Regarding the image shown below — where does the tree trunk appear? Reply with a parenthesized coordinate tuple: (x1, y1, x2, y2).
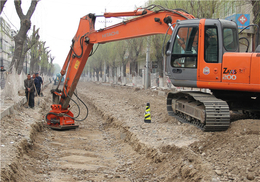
(106, 65, 109, 78)
(30, 56, 35, 74)
(17, 50, 26, 74)
(152, 35, 164, 78)
(123, 63, 126, 77)
(9, 0, 38, 73)
(157, 59, 163, 78)
(95, 69, 99, 81)
(251, 1, 260, 48)
(130, 61, 138, 77)
(99, 65, 102, 79)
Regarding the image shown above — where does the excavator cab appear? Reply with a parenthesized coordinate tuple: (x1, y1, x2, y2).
(166, 19, 200, 87)
(166, 19, 239, 88)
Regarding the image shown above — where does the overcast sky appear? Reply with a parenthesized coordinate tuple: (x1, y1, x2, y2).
(2, 0, 148, 68)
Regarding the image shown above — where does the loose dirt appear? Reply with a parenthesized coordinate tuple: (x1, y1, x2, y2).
(1, 81, 259, 181)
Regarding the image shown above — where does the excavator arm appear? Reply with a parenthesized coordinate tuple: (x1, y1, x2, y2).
(46, 5, 195, 130)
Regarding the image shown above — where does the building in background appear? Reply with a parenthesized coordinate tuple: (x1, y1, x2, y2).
(220, 1, 256, 52)
(0, 16, 31, 74)
(0, 17, 15, 69)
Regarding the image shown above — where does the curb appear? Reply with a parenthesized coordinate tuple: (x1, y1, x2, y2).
(0, 96, 26, 120)
(0, 83, 50, 120)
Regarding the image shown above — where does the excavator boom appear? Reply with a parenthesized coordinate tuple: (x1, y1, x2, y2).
(58, 7, 194, 109)
(46, 5, 195, 130)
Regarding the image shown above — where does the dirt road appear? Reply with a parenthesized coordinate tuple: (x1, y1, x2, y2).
(1, 81, 259, 181)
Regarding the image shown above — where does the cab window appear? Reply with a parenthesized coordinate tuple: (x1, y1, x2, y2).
(204, 26, 218, 63)
(171, 26, 198, 68)
(223, 28, 238, 51)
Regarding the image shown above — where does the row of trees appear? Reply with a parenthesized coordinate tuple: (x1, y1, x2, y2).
(85, 24, 166, 81)
(84, 0, 260, 82)
(1, 0, 259, 79)
(0, 0, 55, 76)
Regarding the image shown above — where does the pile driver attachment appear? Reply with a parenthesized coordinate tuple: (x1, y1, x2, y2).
(45, 105, 78, 130)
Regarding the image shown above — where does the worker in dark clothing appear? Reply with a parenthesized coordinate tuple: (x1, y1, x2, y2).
(34, 73, 43, 96)
(24, 74, 35, 108)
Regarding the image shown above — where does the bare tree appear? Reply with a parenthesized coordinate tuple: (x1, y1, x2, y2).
(116, 40, 128, 78)
(127, 37, 144, 77)
(48, 54, 55, 76)
(39, 43, 50, 74)
(17, 25, 40, 74)
(9, 0, 39, 73)
(29, 40, 41, 74)
(87, 45, 103, 81)
(151, 34, 166, 78)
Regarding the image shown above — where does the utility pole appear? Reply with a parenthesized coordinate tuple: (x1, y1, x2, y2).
(145, 36, 151, 89)
(104, 8, 107, 82)
(1, 18, 3, 67)
(0, 18, 4, 83)
(25, 55, 27, 74)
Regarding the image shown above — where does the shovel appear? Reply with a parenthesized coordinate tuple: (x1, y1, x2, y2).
(24, 91, 30, 108)
(34, 84, 40, 106)
(40, 84, 43, 97)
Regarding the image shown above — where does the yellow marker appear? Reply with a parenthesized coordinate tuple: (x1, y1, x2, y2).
(144, 103, 151, 123)
(74, 60, 80, 69)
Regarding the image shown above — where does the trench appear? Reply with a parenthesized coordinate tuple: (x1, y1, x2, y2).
(2, 82, 259, 182)
(2, 93, 161, 181)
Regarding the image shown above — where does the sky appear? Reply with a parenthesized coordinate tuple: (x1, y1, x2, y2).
(1, 0, 148, 68)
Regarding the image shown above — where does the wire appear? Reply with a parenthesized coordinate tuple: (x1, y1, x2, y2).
(45, 87, 89, 123)
(239, 37, 249, 52)
(239, 24, 259, 50)
(161, 23, 176, 57)
(67, 93, 81, 119)
(71, 35, 85, 58)
(64, 87, 89, 121)
(89, 44, 100, 57)
(1, 11, 18, 31)
(143, 4, 192, 20)
(73, 91, 89, 121)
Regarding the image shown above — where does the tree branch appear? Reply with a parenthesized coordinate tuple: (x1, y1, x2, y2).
(27, 25, 40, 50)
(14, 0, 25, 19)
(26, 0, 39, 18)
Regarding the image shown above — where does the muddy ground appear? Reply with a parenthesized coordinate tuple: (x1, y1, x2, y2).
(1, 81, 259, 181)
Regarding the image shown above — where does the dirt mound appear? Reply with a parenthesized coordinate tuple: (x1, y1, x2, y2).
(1, 81, 259, 181)
(79, 82, 260, 181)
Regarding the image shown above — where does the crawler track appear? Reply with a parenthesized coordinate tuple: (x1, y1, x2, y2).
(167, 91, 230, 131)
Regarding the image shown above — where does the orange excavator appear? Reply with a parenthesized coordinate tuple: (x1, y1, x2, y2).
(46, 4, 260, 131)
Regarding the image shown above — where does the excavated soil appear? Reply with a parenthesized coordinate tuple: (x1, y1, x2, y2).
(1, 81, 259, 182)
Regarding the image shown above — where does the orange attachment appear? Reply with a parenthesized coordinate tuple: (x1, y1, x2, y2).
(46, 104, 77, 130)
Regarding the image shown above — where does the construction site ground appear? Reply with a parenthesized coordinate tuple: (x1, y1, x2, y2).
(1, 81, 259, 182)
